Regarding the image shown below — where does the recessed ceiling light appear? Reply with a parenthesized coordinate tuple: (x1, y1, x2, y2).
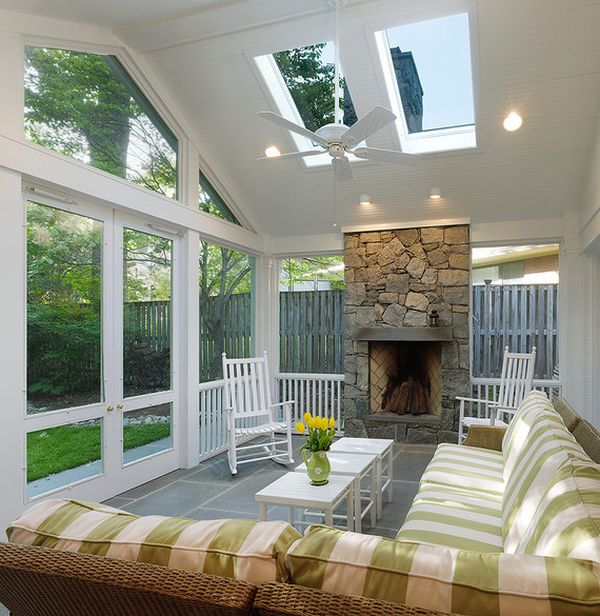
(359, 193, 372, 206)
(503, 112, 523, 132)
(429, 187, 442, 200)
(264, 145, 281, 158)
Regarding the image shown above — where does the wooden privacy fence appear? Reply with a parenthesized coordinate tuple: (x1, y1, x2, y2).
(279, 290, 344, 374)
(472, 283, 558, 379)
(124, 301, 171, 351)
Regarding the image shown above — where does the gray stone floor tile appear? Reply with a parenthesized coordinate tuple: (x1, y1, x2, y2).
(184, 506, 256, 521)
(402, 444, 437, 453)
(118, 467, 199, 499)
(103, 496, 135, 509)
(122, 481, 225, 517)
(393, 451, 434, 482)
(203, 468, 287, 515)
(376, 480, 419, 530)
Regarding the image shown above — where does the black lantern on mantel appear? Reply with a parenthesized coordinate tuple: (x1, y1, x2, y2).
(428, 309, 440, 327)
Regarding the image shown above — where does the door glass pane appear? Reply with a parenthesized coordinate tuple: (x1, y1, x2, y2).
(123, 229, 172, 397)
(27, 418, 103, 498)
(27, 202, 103, 413)
(123, 403, 173, 464)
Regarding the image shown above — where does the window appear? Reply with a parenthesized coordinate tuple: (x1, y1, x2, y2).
(279, 256, 344, 373)
(25, 47, 178, 198)
(256, 42, 355, 167)
(199, 170, 240, 224)
(375, 13, 476, 153)
(199, 241, 255, 382)
(471, 244, 559, 379)
(27, 201, 103, 413)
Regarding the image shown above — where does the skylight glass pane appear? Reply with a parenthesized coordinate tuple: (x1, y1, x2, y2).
(385, 13, 474, 132)
(272, 42, 356, 132)
(199, 170, 240, 225)
(25, 47, 178, 199)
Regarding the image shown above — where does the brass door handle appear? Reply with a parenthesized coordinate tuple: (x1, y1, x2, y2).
(116, 404, 124, 410)
(107, 405, 114, 412)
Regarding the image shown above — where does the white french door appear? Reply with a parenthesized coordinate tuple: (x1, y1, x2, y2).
(24, 199, 180, 504)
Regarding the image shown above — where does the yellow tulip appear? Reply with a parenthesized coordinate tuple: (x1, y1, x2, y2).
(320, 416, 328, 430)
(329, 417, 336, 429)
(295, 421, 305, 434)
(307, 416, 315, 429)
(304, 412, 312, 424)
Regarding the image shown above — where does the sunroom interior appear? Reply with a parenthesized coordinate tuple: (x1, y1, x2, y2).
(2, 1, 600, 615)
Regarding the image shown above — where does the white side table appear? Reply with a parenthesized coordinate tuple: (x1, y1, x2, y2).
(295, 451, 377, 532)
(330, 437, 394, 517)
(255, 472, 354, 531)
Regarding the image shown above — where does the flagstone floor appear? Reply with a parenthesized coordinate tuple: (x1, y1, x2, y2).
(0, 438, 435, 614)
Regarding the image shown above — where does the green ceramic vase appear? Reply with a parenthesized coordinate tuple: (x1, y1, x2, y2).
(302, 449, 331, 486)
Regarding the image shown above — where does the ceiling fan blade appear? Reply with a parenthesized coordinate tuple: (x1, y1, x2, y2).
(258, 111, 329, 148)
(352, 146, 419, 165)
(341, 106, 396, 147)
(258, 150, 324, 161)
(332, 157, 354, 182)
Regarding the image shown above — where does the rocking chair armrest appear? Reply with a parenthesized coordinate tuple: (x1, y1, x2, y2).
(455, 396, 491, 405)
(271, 401, 295, 408)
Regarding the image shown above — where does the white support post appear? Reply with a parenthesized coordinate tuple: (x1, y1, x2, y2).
(0, 168, 26, 532)
(181, 229, 200, 468)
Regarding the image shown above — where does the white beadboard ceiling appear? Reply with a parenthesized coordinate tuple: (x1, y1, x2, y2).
(4, 0, 600, 237)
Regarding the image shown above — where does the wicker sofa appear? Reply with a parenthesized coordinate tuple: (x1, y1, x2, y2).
(2, 393, 600, 616)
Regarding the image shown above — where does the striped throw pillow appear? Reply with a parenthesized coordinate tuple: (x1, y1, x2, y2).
(286, 525, 600, 615)
(516, 457, 600, 562)
(7, 499, 301, 584)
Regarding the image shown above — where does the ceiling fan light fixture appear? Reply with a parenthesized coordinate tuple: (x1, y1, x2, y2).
(503, 111, 523, 132)
(359, 193, 372, 206)
(264, 145, 281, 158)
(429, 187, 442, 200)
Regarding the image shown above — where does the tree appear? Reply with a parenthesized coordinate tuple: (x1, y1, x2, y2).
(280, 256, 344, 291)
(25, 47, 177, 197)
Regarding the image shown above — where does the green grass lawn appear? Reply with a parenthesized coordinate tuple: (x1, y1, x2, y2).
(27, 423, 171, 482)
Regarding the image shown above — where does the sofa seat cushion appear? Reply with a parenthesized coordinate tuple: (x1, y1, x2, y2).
(420, 443, 504, 495)
(396, 483, 503, 552)
(7, 498, 301, 584)
(501, 399, 589, 553)
(285, 525, 600, 615)
(516, 457, 600, 562)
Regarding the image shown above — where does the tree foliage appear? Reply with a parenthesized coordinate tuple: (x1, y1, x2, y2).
(280, 256, 344, 291)
(25, 47, 177, 197)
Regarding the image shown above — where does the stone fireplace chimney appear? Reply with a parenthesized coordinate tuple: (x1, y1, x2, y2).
(343, 225, 471, 444)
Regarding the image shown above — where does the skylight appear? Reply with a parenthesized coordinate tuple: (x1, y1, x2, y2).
(256, 42, 356, 168)
(375, 13, 476, 153)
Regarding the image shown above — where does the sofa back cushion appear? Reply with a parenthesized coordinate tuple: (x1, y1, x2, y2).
(501, 398, 589, 552)
(285, 525, 600, 615)
(7, 499, 300, 584)
(515, 457, 600, 562)
(501, 390, 554, 481)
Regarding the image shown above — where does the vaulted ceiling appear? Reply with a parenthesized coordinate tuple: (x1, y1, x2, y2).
(4, 0, 600, 237)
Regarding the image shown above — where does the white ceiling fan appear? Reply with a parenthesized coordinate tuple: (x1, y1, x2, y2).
(258, 0, 418, 182)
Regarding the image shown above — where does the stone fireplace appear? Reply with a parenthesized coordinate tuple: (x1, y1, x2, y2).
(343, 225, 471, 444)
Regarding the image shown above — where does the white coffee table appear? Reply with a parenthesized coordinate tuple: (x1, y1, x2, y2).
(294, 451, 377, 532)
(330, 437, 394, 516)
(255, 472, 355, 531)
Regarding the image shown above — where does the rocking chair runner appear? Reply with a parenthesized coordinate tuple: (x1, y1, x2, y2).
(222, 352, 294, 475)
(458, 346, 536, 443)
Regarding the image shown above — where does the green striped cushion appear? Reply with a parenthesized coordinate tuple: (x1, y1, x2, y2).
(7, 499, 300, 583)
(502, 406, 589, 552)
(516, 457, 600, 562)
(286, 525, 600, 615)
(396, 483, 503, 552)
(420, 443, 504, 495)
(501, 390, 555, 481)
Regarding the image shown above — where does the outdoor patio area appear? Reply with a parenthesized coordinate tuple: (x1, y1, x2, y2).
(102, 437, 434, 537)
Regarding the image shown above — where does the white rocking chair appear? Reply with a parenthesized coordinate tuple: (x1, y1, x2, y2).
(458, 346, 536, 443)
(222, 352, 294, 475)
